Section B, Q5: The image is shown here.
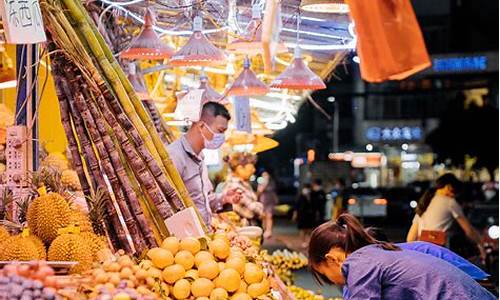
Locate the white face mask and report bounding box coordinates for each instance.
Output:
[201,122,225,149]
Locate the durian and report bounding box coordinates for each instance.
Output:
[80,232,108,260]
[27,192,72,243]
[0,226,10,241]
[27,235,47,260]
[69,209,93,233]
[41,152,69,172]
[48,233,93,274]
[0,235,40,261]
[61,170,82,191]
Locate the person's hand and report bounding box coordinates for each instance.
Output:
[292,211,298,222]
[224,188,243,204]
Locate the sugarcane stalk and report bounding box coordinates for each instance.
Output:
[110,122,169,242]
[69,78,149,253]
[80,81,159,247]
[51,58,122,251]
[96,87,180,216]
[55,62,132,253]
[53,66,93,196]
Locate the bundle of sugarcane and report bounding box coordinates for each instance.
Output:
[39,0,207,254]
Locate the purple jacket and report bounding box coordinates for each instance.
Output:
[342,244,496,300]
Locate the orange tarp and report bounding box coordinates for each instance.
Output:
[346,0,432,82]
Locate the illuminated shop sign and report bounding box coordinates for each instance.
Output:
[366,126,422,142]
[432,56,487,73]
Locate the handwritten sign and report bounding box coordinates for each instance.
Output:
[233,96,252,133]
[0,0,46,44]
[174,89,203,122]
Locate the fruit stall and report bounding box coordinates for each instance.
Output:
[0,0,367,297]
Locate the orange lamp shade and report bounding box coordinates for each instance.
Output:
[270,47,326,90]
[169,17,227,67]
[227,58,269,96]
[120,8,175,60]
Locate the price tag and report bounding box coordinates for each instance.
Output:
[233,96,252,133]
[175,89,204,122]
[0,0,46,44]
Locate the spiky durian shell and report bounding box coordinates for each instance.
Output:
[69,209,93,233]
[0,235,40,261]
[48,233,93,274]
[27,235,46,260]
[61,170,82,191]
[0,226,10,241]
[27,192,72,243]
[80,232,108,261]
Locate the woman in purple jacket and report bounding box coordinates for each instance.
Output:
[308,214,496,300]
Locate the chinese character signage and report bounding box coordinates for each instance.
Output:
[366,126,422,142]
[174,89,203,122]
[0,0,46,44]
[433,56,487,73]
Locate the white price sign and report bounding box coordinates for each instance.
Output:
[174,89,203,122]
[234,96,252,133]
[0,0,46,44]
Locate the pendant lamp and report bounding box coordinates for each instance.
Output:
[270,46,326,90]
[127,63,149,100]
[300,0,349,13]
[227,4,287,56]
[227,57,269,96]
[169,16,226,67]
[199,73,228,105]
[120,8,175,60]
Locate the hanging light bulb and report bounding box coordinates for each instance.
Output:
[226,4,287,56]
[127,62,149,100]
[270,46,326,90]
[227,57,269,96]
[169,16,227,67]
[300,0,349,13]
[120,8,175,60]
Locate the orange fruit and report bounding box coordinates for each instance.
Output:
[243,263,264,284]
[237,280,247,293]
[225,257,245,274]
[218,262,226,273]
[195,251,215,268]
[180,237,201,255]
[147,248,174,269]
[161,237,180,255]
[247,279,270,298]
[191,278,215,297]
[162,264,186,284]
[210,288,229,300]
[175,250,195,270]
[185,269,199,280]
[198,261,219,280]
[230,293,252,300]
[215,269,241,292]
[209,239,230,260]
[173,279,191,300]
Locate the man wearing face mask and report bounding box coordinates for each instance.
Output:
[167,102,233,227]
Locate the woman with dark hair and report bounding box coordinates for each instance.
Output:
[406,174,483,254]
[308,214,496,299]
[257,170,279,239]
